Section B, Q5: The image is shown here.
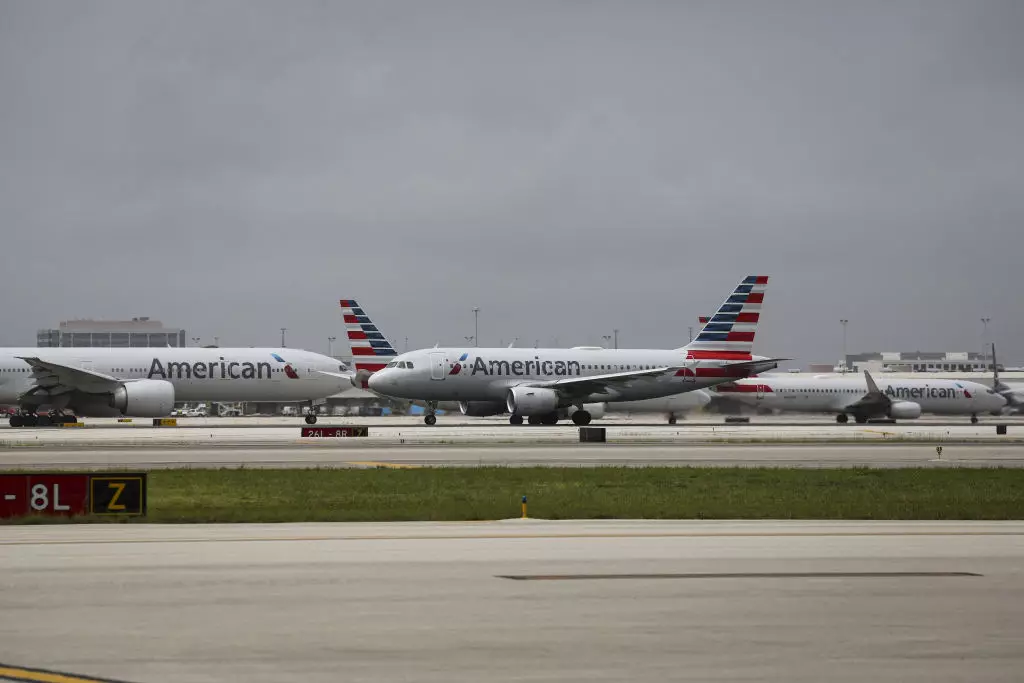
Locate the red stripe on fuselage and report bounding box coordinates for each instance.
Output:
[715,383,772,393]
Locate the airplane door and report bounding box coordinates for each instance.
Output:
[756,383,766,400]
[430,352,446,381]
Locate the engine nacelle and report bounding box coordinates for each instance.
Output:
[109,380,176,417]
[888,400,922,419]
[459,401,507,417]
[506,386,559,416]
[567,403,606,420]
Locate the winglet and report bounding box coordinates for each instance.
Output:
[863,370,881,395]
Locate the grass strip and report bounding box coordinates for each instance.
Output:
[3,467,1024,524]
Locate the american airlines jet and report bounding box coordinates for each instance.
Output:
[712,369,1005,423]
[366,276,784,425]
[0,347,350,427]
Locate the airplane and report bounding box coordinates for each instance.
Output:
[0,347,351,427]
[336,299,713,423]
[710,369,1006,423]
[367,275,785,425]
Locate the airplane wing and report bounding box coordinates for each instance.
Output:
[526,357,787,400]
[525,366,685,399]
[14,356,121,398]
[840,370,889,414]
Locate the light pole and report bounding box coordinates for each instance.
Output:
[613,329,619,349]
[472,307,479,347]
[328,336,336,356]
[280,328,287,347]
[840,320,848,373]
[981,318,991,368]
[688,326,693,343]
[404,336,409,352]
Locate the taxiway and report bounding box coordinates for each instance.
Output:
[1,520,1022,682]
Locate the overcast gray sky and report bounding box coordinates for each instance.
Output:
[1,0,1022,366]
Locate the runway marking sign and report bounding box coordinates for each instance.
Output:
[0,473,147,519]
[89,475,146,516]
[301,426,369,438]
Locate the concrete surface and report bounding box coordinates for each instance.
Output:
[2,443,1024,470]
[1,520,1022,682]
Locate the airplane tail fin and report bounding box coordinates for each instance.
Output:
[680,276,768,358]
[339,299,398,388]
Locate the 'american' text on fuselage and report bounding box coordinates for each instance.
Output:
[148,358,272,381]
[469,357,582,377]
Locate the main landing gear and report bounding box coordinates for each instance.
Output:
[971,414,979,424]
[836,414,849,424]
[9,411,79,428]
[571,410,592,426]
[303,401,320,425]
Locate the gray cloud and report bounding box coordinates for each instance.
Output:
[1,0,1021,365]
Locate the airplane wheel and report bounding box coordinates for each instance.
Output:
[542,413,559,425]
[424,414,437,426]
[509,415,523,425]
[667,415,677,425]
[9,415,21,428]
[305,414,317,425]
[527,415,542,425]
[836,414,849,424]
[854,416,867,424]
[572,410,592,426]
[971,415,979,424]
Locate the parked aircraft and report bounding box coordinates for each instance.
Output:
[0,347,349,427]
[711,369,1005,423]
[367,275,784,425]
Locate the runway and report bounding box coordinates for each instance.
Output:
[1,520,1022,682]
[2,443,1024,469]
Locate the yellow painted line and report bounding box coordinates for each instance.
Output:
[1,529,1022,547]
[345,460,422,469]
[0,663,131,683]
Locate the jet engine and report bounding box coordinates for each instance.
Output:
[109,380,176,416]
[506,386,559,416]
[567,403,606,420]
[459,401,507,417]
[888,400,922,419]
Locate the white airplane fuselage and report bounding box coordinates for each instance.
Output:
[368,347,772,405]
[0,347,349,416]
[714,375,1005,417]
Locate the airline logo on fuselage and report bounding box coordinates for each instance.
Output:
[459,354,583,377]
[885,384,970,400]
[148,357,273,381]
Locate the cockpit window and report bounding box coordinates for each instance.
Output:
[386,361,398,368]
[398,361,407,369]
[406,361,414,369]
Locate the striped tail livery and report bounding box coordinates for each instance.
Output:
[682,275,768,360]
[340,299,398,388]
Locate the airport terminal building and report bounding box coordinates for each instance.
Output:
[37,317,186,348]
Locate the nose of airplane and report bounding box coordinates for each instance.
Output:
[367,370,387,393]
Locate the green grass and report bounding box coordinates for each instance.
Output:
[4,467,1024,524]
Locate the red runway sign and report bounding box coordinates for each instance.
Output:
[300,426,369,438]
[0,473,147,519]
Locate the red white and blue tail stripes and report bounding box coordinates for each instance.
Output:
[340,299,398,359]
[683,275,767,358]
